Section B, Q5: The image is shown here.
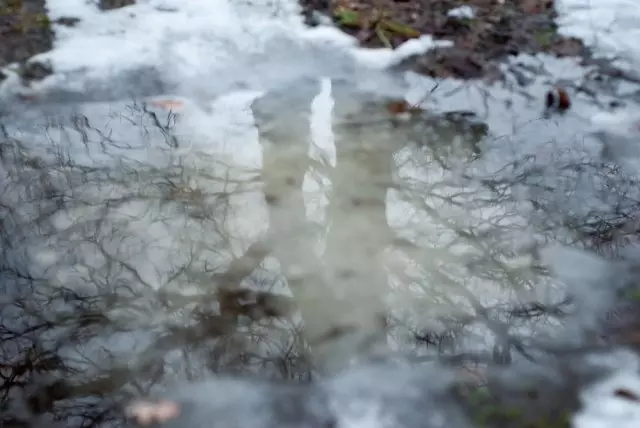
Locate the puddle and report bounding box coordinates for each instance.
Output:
[3,64,640,425]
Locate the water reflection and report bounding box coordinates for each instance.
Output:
[0,77,634,427]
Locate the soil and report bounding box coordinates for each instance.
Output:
[300,0,589,80]
[0,0,622,87]
[0,0,53,83]
[0,0,135,86]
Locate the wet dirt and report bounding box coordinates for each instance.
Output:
[0,0,53,82]
[0,0,136,86]
[300,0,592,80]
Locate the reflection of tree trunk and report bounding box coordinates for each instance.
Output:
[253,81,397,374]
[320,116,396,369]
[253,82,343,374]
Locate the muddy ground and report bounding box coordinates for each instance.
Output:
[0,0,631,85]
[301,0,588,80]
[0,0,135,85]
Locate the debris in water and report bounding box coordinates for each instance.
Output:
[386,99,423,116]
[545,87,571,111]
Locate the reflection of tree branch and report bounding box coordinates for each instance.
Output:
[4,83,636,427]
[393,241,534,365]
[93,239,155,291]
[0,99,315,426]
[507,299,571,319]
[139,102,179,149]
[217,288,294,320]
[212,241,270,290]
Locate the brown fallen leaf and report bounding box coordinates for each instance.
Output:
[148,99,185,110]
[386,100,423,115]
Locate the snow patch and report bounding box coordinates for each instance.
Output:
[350,36,453,69]
[0,0,452,98]
[447,6,475,20]
[574,350,640,428]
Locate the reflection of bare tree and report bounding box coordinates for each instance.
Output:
[252,81,413,373]
[251,79,532,374]
[318,95,401,367]
[1,81,638,428]
[0,102,309,427]
[253,80,346,373]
